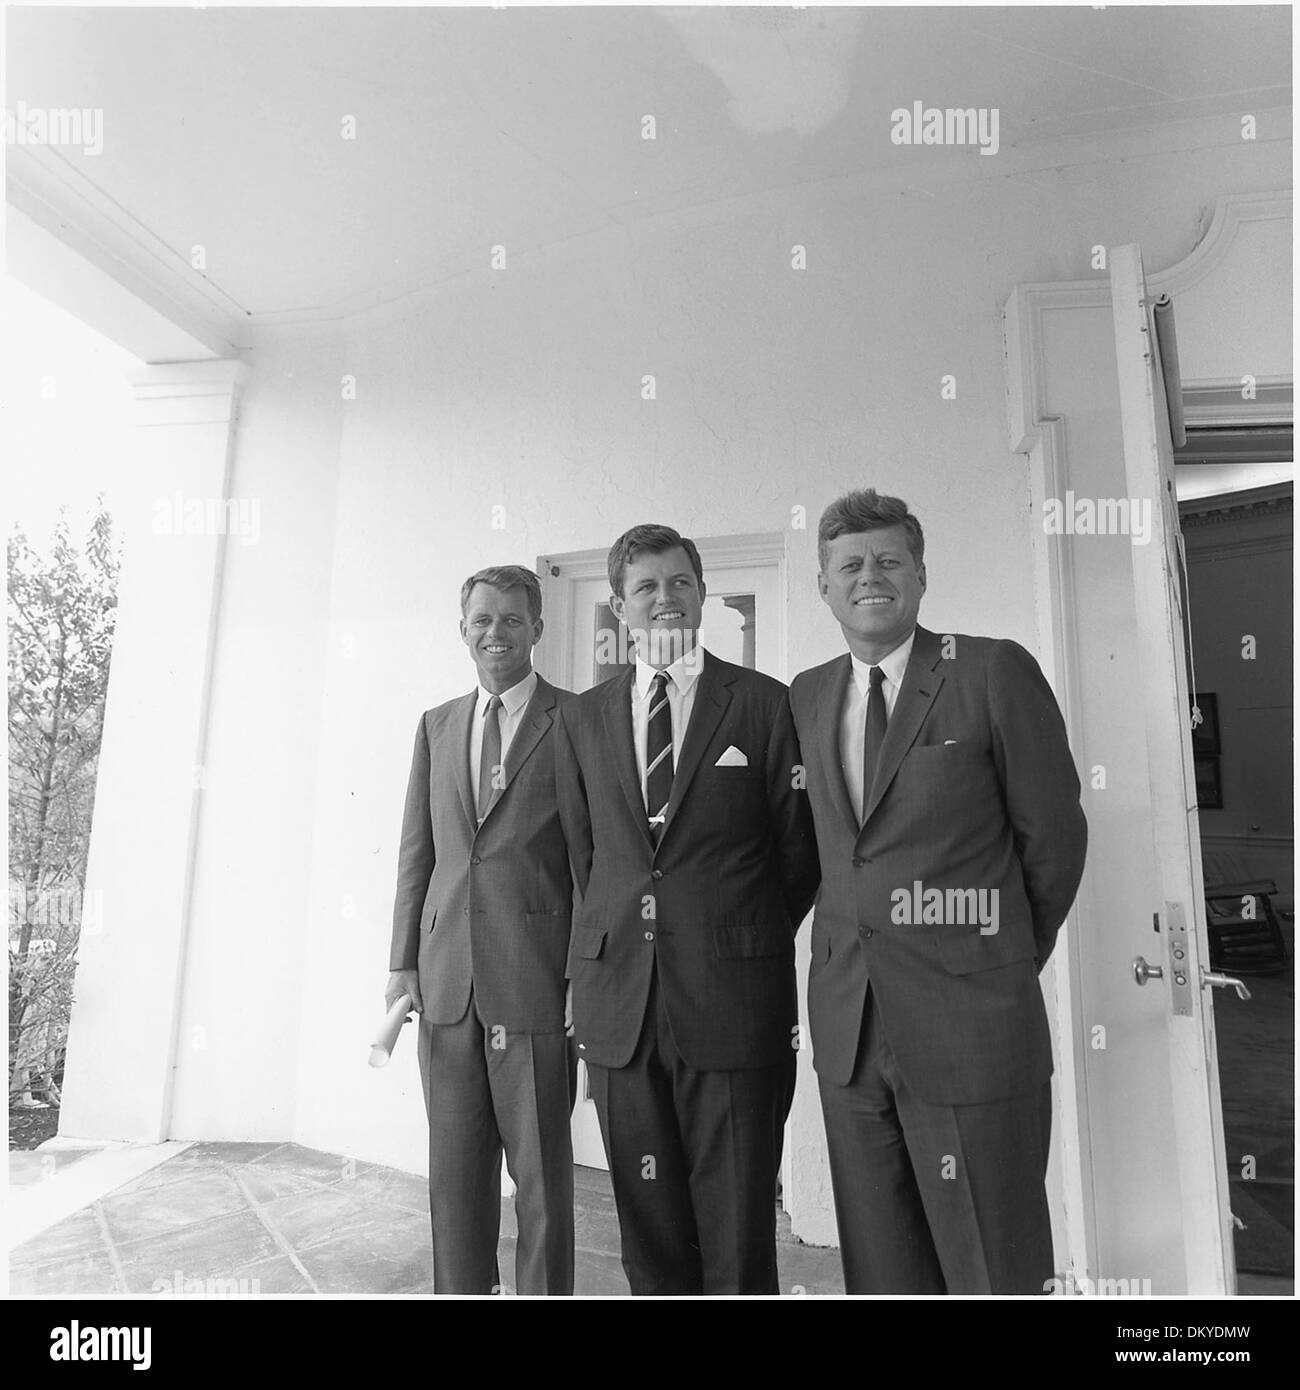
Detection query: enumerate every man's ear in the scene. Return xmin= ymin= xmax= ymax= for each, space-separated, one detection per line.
xmin=609 ymin=591 xmax=625 ymax=623
xmin=530 ymin=616 xmax=545 ymax=647
xmin=816 ymin=572 xmax=830 ymax=602
xmin=917 ymin=562 xmax=927 ymax=593
xmin=698 ymin=579 xmax=707 ymax=604
xmin=458 ymin=618 xmax=469 ymax=644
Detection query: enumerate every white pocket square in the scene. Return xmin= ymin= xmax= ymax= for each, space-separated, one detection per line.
xmin=715 ymin=745 xmax=748 ymax=767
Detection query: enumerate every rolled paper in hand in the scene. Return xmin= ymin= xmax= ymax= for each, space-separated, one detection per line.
xmin=369 ymin=993 xmax=413 ymax=1068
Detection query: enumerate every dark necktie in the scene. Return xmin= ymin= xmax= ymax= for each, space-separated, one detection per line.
xmin=477 ymin=694 xmax=503 ymax=823
xmin=861 ymin=665 xmax=887 ymax=821
xmin=645 ymin=671 xmax=674 ymax=843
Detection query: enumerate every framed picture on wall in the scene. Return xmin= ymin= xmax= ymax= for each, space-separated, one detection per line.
xmin=1191 ymin=692 xmax=1220 ymax=755
xmin=1194 ymin=753 xmax=1223 ymax=809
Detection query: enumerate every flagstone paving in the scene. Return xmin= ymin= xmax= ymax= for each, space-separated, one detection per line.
xmin=8 ymin=1142 xmax=846 ymax=1296
xmin=9 ymin=1138 xmax=1290 ymax=1296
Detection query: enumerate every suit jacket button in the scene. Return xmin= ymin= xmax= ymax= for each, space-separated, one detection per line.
xmin=852 ymin=857 xmax=865 ymax=867
xmin=861 ymin=927 xmax=874 ymax=938
xmin=471 ymin=856 xmax=481 ymax=865
xmin=652 ymin=869 xmax=664 ymax=880
xmin=644 ymin=931 xmax=655 ymax=942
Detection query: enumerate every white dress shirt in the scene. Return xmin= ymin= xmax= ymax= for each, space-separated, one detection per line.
xmin=632 ymin=647 xmax=706 ymax=810
xmin=469 ymin=669 xmax=538 ymax=806
xmin=840 ymin=630 xmax=915 ymax=821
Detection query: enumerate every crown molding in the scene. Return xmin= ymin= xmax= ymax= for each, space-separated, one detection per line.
xmin=1147 ymin=191 xmax=1293 ymax=299
xmin=1004 ymin=191 xmax=1293 ymax=455
xmin=6 ymin=142 xmax=250 ymax=356
xmin=1179 ymin=482 xmax=1293 ymax=532
xmin=1181 ymin=380 xmax=1293 ymax=429
xmin=9 ymin=93 xmax=1290 ymax=347
xmin=125 ymin=359 xmax=248 ymax=428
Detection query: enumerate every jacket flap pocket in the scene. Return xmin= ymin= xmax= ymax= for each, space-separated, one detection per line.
xmin=525 ymin=910 xmax=571 ymax=931
xmin=935 ymin=924 xmax=1034 ymax=975
xmin=712 ymin=923 xmax=791 ymax=959
xmin=572 ymin=926 xmax=607 ymax=960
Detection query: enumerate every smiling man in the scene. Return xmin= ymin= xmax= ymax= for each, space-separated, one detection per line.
xmin=554 ymin=523 xmax=819 ymax=1294
xmin=387 ymin=565 xmax=576 ymax=1294
xmin=789 ymin=489 xmax=1088 ymax=1294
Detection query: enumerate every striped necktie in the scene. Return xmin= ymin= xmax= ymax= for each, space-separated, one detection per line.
xmin=645 ymin=671 xmax=673 ymax=843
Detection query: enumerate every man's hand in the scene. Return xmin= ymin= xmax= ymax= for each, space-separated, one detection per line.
xmin=564 ymin=980 xmax=574 ymax=1037
xmin=386 ymin=969 xmax=422 ymax=1016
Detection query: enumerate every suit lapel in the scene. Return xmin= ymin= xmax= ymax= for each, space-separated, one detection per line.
xmin=858 ymin=625 xmax=945 ymax=831
xmin=476 ymin=677 xmax=557 ymax=828
xmin=600 ymin=668 xmax=651 ymax=846
xmin=659 ymin=651 xmax=733 ymax=848
xmin=816 ymin=654 xmax=858 ymax=836
xmin=448 ymin=691 xmax=477 ymax=832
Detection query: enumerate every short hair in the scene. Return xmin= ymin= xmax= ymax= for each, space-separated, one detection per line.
xmin=817 ymin=490 xmax=925 ymax=572
xmin=607 ymin=524 xmax=705 ymax=598
xmin=459 ymin=565 xmax=543 ymax=623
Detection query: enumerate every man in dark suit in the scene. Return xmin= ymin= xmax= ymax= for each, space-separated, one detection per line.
xmin=387 ymin=564 xmax=576 ymax=1295
xmin=554 ymin=524 xmax=820 ymax=1296
xmin=789 ymin=489 xmax=1087 ymax=1295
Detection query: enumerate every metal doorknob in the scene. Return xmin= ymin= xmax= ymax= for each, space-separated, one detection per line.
xmin=1203 ymin=970 xmax=1252 ymax=1002
xmin=1132 ymin=956 xmax=1163 ymax=986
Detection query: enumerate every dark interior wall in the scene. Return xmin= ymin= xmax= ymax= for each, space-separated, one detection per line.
xmin=1183 ymin=489 xmax=1294 ymax=902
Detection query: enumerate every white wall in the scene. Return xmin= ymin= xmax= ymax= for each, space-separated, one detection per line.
xmin=165 ymin=118 xmax=1289 ymax=1224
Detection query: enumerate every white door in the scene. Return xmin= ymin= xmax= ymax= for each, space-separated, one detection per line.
xmin=538 ymin=539 xmax=785 ymax=1169
xmin=1108 ymin=243 xmax=1235 ymax=1291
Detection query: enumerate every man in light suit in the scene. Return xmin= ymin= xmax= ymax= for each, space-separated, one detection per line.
xmin=554 ymin=524 xmax=820 ymax=1295
xmin=789 ymin=489 xmax=1087 ymax=1294
xmin=387 ymin=564 xmax=576 ymax=1295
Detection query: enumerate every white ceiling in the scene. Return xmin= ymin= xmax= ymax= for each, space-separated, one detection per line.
xmin=5 ymin=5 xmax=1291 ymax=330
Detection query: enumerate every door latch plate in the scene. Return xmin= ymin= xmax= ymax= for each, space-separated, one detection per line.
xmin=1164 ymin=901 xmax=1193 ymax=1016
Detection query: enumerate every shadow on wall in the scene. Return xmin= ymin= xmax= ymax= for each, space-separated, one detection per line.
xmin=660 ymin=8 xmax=864 ymax=135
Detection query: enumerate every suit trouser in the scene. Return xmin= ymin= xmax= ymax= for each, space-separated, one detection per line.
xmin=417 ymin=986 xmax=577 ymax=1294
xmin=818 ymin=986 xmax=1054 ymax=1295
xmin=586 ymin=967 xmax=796 ymax=1296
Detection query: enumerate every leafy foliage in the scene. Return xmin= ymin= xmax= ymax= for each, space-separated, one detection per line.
xmin=8 ymin=501 xmax=119 ymax=1103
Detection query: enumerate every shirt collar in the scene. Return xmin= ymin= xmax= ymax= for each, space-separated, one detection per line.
xmin=476 ymin=668 xmax=538 ymax=717
xmin=849 ymin=629 xmax=915 ymax=696
xmin=634 ymin=645 xmax=706 ymax=700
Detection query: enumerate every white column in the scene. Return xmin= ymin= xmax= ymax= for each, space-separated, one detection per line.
xmin=58 ymin=360 xmax=246 ymax=1143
